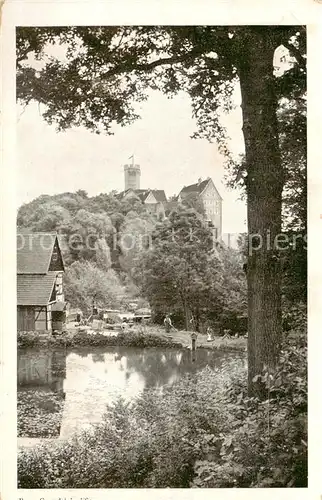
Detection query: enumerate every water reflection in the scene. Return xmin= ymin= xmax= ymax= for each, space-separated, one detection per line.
xmin=17 ymin=346 xmax=243 ymax=442
xmin=18 ymin=348 xmax=66 ymax=390
xmin=18 ymin=349 xmax=67 ymax=438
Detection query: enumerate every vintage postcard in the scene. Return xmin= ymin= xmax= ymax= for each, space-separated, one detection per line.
xmin=1 ymin=1 xmax=321 ymax=499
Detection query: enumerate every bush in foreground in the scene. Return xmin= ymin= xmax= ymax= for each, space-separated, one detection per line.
xmin=18 ymin=335 xmax=306 ymax=488
xmin=18 ymin=391 xmax=64 ymax=438
xmin=193 ymin=334 xmax=307 ymax=487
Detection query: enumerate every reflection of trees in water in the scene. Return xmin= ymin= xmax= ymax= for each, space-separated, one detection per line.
xmin=122 ymin=348 xmax=234 ymax=389
xmin=51 ymin=349 xmax=67 ymax=380
xmin=18 ymin=348 xmax=67 ymax=392
xmin=73 ymin=345 xmax=241 ymax=392
xmin=92 ymin=352 xmax=105 ymax=363
xmin=17 ymin=348 xmax=67 ymax=438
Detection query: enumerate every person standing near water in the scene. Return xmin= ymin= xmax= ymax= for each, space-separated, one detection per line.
xmin=164 ymin=314 xmax=173 ymax=333
xmin=191 ymin=331 xmax=197 ymax=351
xmin=207 ymin=326 xmax=213 ymax=342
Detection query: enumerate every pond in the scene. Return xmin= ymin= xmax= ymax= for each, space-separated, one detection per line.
xmin=17 ymin=346 xmax=245 ymax=446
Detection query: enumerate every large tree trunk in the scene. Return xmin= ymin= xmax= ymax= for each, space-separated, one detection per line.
xmin=238 ymin=28 xmax=283 ymax=396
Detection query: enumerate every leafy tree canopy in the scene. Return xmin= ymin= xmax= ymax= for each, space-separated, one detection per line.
xmin=133 ymin=205 xmax=246 ymax=330
xmin=64 ymin=260 xmax=125 ymax=314
xmin=17 ymin=26 xmax=305 ymax=147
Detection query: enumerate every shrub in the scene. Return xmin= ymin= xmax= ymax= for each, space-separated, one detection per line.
xmin=18 ymin=391 xmax=64 ymax=438
xmin=282 ymin=301 xmax=307 ymax=333
xmin=17 ymin=332 xmax=44 ymax=348
xmin=67 ymin=331 xmax=180 ymax=348
xmin=193 ymin=334 xmax=307 ymax=488
xmin=17 ymin=330 xmax=181 ymax=349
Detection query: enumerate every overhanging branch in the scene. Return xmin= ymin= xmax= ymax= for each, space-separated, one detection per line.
xmin=99 ymin=48 xmax=204 ymax=80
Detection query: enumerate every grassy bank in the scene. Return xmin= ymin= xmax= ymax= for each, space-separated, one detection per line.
xmin=18 ymin=334 xmax=306 ymax=488
xmin=18 ymin=330 xmax=180 ymax=349
xmin=17 ymin=326 xmax=246 ymax=351
xmin=148 ymin=325 xmax=247 ymax=351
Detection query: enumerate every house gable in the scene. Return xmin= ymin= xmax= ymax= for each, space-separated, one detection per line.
xmin=199 ymin=178 xmax=223 ymax=201
xmin=179 ymin=179 xmax=208 ymax=198
xmin=17 ymin=232 xmax=65 ymax=274
xmin=144 ymin=191 xmax=158 ymax=204
xmin=48 ymin=238 xmax=64 ymax=272
xmin=151 ymin=190 xmax=167 ymax=203
xmin=122 ymin=189 xmax=141 ymax=201
xmin=179 ymin=178 xmax=222 ymax=202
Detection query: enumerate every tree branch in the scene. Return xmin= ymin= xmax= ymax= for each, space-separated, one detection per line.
xmin=99 ymin=48 xmax=203 ymax=80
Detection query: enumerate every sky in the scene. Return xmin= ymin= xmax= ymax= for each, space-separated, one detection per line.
xmin=17 ymin=86 xmax=247 ymax=235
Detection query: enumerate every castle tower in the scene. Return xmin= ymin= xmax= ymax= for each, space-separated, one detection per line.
xmin=124 ymin=163 xmax=141 ymax=191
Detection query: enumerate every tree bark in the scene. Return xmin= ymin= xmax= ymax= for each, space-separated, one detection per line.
xmin=180 ymin=292 xmax=190 ymax=330
xmin=184 ymin=299 xmax=190 ymax=331
xmin=195 ymin=307 xmax=200 ymax=332
xmin=237 ymin=28 xmax=283 ymax=396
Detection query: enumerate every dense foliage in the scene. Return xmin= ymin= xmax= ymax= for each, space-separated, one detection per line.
xmin=17 ymin=191 xmax=157 ymax=310
xmin=18 ymin=334 xmax=306 ymax=488
xmin=63 ymin=261 xmax=124 ymax=315
xmin=18 ymin=391 xmax=64 ymax=438
xmin=18 ymin=191 xmax=247 ymax=328
xmin=18 ymin=190 xmax=150 ymax=267
xmin=134 ymin=206 xmax=246 ymax=330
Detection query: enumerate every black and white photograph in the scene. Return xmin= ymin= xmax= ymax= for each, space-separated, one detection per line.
xmin=7 ymin=20 xmax=310 ymax=492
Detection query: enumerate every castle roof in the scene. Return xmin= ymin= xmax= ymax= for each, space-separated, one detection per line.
xmin=118 ymin=189 xmax=167 ymax=203
xmin=179 ymin=178 xmax=223 ymax=200
xmin=180 ymin=179 xmax=209 ymax=194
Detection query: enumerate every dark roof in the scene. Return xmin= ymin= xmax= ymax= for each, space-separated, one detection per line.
xmin=180 ymin=178 xmax=223 ymax=200
xmin=180 ymin=179 xmax=209 ymax=195
xmin=151 ymin=190 xmax=167 ymax=203
xmin=17 ymin=233 xmax=60 ymax=274
xmin=17 ymin=273 xmax=56 ymax=306
xmin=118 ymin=189 xmax=167 ymax=204
xmin=117 ymin=189 xmax=145 ymax=200
xmin=135 ymin=190 xmax=150 ymax=202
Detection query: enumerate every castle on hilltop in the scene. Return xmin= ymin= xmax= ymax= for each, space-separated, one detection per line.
xmin=118 ymin=161 xmax=223 ymax=238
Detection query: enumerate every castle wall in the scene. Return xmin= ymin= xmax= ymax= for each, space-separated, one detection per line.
xmin=200 ymin=181 xmax=222 ymax=238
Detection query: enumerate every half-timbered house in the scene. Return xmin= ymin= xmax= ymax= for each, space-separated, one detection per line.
xmin=17 ymin=232 xmax=65 ymax=332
